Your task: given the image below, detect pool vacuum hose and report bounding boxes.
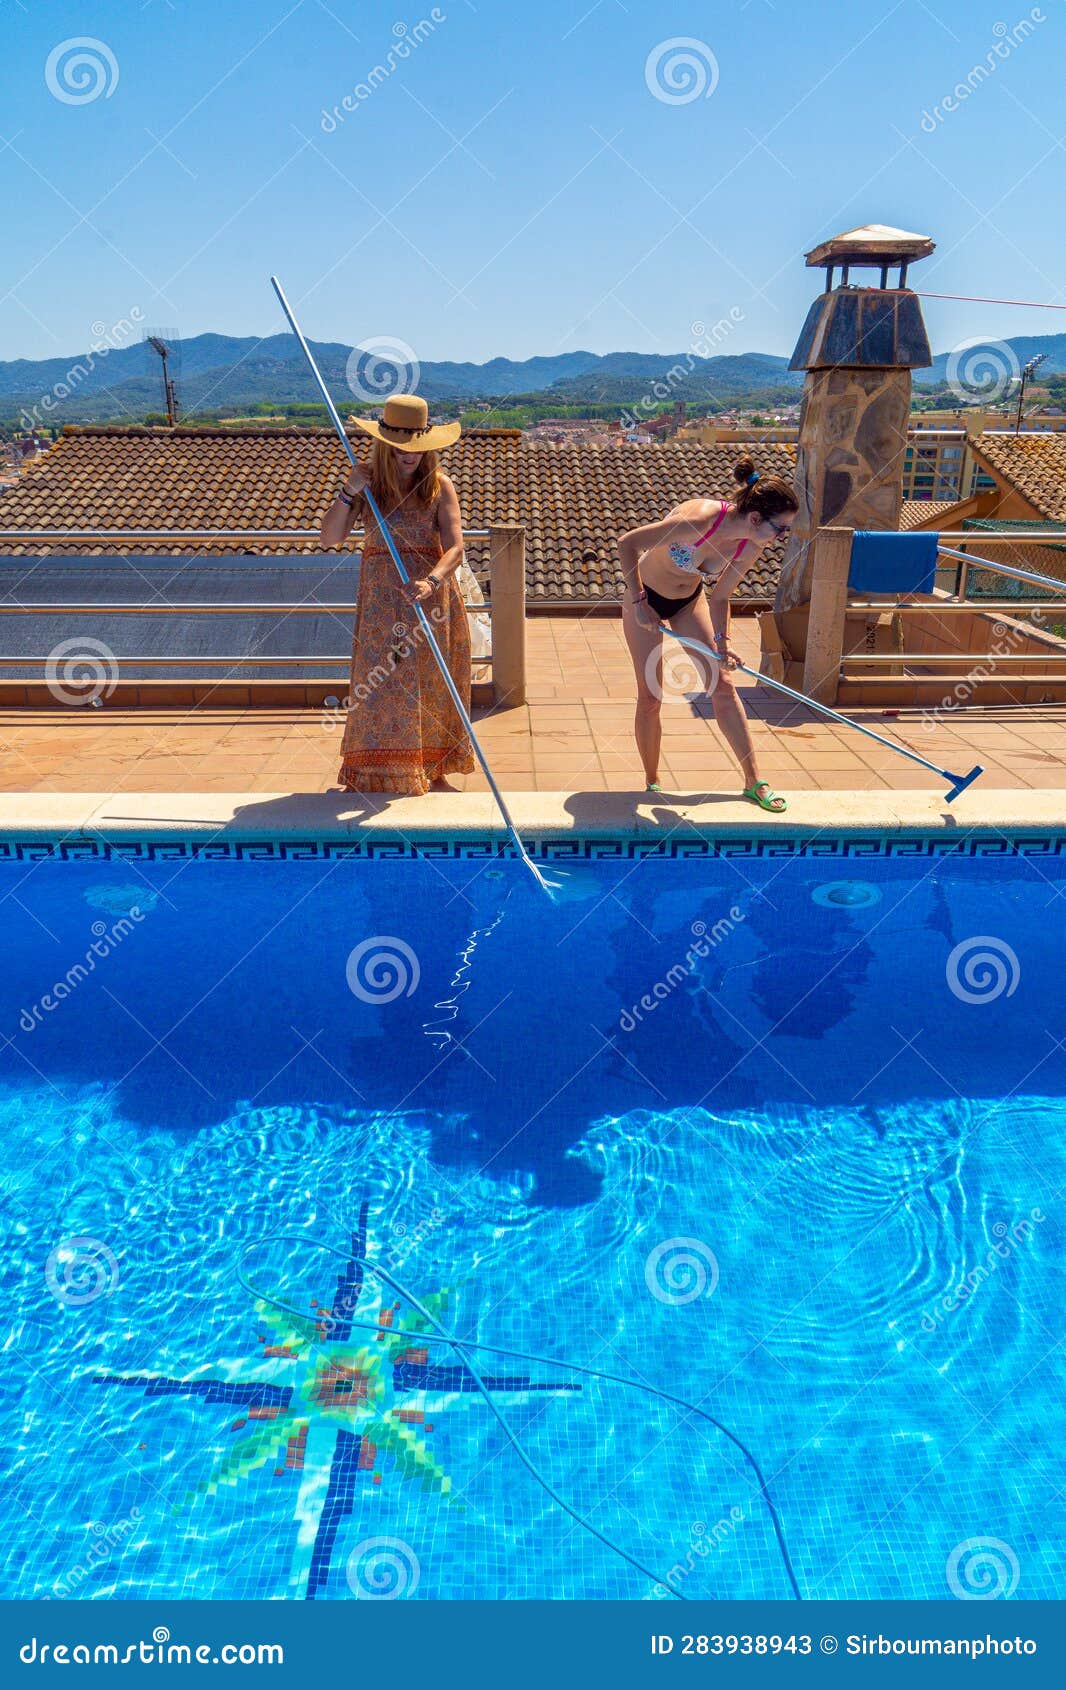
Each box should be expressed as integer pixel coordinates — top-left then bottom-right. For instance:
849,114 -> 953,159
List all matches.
239,1233 -> 803,1602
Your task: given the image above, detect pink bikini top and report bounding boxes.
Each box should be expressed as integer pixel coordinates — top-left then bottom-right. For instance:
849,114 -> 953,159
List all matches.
667,503 -> 748,575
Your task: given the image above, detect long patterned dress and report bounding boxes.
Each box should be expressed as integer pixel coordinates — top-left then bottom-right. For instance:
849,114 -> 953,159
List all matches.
338,491 -> 474,794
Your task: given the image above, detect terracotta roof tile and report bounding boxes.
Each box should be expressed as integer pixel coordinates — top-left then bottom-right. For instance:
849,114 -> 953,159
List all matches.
0,426 -> 797,604
969,433 -> 1066,521
900,500 -> 960,529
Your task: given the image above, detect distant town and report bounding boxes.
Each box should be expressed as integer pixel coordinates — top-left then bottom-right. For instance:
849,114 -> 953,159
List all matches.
5,393 -> 1066,512
3,327 -> 1066,510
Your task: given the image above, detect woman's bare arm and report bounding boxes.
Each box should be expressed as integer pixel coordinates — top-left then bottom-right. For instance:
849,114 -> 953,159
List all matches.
319,461 -> 367,548
706,552 -> 752,659
432,474 -> 464,581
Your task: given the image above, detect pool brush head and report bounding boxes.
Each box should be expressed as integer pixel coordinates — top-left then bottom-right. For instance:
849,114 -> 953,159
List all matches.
944,765 -> 984,804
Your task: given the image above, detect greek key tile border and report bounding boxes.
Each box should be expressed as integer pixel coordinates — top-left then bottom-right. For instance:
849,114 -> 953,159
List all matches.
0,833 -> 1062,865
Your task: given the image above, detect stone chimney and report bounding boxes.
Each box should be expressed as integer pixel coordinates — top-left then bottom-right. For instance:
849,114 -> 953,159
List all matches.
774,225 -> 935,614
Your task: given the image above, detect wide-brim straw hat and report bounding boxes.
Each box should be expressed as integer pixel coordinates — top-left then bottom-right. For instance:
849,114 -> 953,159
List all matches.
347,394 -> 460,453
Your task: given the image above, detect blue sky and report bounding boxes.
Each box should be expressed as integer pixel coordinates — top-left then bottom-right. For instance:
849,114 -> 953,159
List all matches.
2,0 -> 1064,365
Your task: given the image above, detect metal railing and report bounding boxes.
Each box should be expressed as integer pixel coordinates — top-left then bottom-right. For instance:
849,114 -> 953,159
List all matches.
803,527 -> 1066,703
0,527 -> 492,615
0,525 -> 522,699
0,603 -> 491,668
0,528 -> 330,539
0,605 -> 492,669
0,526 -> 494,540
842,654 -> 1066,665
937,544 -> 1066,603
846,533 -> 1066,666
0,600 -> 491,617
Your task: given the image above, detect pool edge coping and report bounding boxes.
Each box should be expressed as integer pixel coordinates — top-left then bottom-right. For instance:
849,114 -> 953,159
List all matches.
1,789 -> 1065,840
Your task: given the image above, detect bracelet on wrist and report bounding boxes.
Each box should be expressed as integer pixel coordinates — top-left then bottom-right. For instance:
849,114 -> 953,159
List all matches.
338,486 -> 356,507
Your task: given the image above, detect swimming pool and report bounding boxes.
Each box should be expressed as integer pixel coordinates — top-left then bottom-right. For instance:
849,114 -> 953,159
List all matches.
1,834 -> 1062,1603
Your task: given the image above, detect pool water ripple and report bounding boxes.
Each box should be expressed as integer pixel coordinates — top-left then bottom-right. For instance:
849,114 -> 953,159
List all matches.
0,851 -> 1062,1601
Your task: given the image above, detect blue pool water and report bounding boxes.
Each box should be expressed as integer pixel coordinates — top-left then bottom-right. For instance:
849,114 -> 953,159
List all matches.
0,840 -> 1063,1603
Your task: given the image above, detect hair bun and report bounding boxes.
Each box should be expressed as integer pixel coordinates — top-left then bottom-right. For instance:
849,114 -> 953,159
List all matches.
733,455 -> 756,487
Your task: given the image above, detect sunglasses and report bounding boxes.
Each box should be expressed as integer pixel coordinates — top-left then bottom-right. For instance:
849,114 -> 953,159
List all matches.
764,516 -> 792,539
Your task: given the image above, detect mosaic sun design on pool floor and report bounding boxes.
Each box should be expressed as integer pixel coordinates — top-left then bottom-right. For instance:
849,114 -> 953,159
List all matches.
93,1206 -> 578,1599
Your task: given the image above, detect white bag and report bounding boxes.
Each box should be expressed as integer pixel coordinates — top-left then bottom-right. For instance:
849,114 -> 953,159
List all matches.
458,558 -> 492,659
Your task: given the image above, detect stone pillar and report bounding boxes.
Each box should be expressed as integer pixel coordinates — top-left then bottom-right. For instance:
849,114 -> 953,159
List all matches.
801,526 -> 854,705
488,524 -> 526,708
776,368 -> 911,611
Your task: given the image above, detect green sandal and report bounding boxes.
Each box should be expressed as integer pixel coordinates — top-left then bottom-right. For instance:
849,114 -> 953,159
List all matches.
645,781 -> 663,793
743,782 -> 788,814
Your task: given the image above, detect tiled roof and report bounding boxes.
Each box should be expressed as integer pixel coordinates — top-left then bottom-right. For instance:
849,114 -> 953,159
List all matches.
900,500 -> 960,529
969,433 -> 1066,520
0,426 -> 798,604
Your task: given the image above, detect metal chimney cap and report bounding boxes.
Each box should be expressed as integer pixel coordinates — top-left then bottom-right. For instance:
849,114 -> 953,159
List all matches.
804,224 -> 935,268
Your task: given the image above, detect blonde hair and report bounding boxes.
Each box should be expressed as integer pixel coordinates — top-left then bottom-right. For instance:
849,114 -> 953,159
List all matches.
366,439 -> 441,515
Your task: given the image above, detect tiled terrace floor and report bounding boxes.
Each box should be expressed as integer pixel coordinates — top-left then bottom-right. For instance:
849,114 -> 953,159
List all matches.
2,616 -> 1065,795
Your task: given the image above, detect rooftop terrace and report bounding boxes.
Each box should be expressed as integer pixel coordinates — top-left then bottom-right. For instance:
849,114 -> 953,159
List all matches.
2,421 -> 1066,815
3,617 -> 1064,798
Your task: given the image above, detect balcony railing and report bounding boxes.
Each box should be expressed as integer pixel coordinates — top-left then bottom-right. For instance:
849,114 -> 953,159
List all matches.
801,528 -> 1066,705
0,525 -> 527,707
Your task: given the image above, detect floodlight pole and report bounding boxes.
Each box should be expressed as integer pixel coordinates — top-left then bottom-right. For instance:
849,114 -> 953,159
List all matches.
147,336 -> 179,428
1015,352 -> 1048,434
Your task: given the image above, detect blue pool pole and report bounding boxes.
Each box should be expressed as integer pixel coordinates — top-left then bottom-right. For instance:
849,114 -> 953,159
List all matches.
662,626 -> 984,804
271,276 -> 559,894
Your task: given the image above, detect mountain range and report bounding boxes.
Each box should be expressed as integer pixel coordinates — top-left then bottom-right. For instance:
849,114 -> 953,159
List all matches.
3,330 -> 1065,425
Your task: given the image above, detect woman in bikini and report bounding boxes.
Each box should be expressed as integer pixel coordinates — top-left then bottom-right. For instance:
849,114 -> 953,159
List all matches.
618,456 -> 799,811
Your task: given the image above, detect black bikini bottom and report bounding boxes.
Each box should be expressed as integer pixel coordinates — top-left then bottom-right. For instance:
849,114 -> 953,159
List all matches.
644,582 -> 701,621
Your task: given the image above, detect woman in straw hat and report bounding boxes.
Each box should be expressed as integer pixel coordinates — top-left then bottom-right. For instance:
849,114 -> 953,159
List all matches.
320,394 -> 474,795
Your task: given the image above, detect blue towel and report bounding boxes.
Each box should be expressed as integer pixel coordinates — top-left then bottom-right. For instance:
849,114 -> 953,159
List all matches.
848,530 -> 939,595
